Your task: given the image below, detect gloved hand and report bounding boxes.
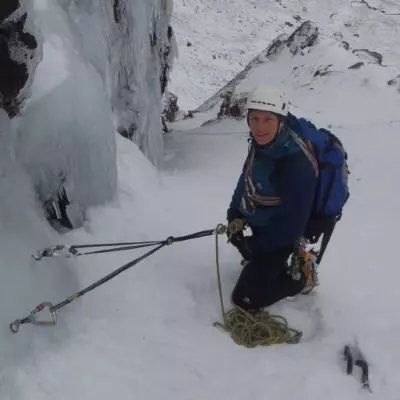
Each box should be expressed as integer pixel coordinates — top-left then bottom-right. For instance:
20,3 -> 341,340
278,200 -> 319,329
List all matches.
227,219 -> 252,261
231,232 -> 252,261
227,218 -> 247,243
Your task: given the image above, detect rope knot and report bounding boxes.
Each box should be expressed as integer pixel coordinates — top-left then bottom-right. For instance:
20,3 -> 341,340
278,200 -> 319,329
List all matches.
215,224 -> 227,235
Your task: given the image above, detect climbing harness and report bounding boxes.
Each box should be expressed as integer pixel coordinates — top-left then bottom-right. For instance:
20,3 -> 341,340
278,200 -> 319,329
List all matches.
243,146 -> 282,215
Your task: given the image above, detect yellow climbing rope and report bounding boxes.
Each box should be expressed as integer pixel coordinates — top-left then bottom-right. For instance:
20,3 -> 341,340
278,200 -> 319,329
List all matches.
213,224 -> 302,348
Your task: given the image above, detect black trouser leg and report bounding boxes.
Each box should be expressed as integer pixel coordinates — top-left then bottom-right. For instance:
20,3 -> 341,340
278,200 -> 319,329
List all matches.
231,247 -> 305,311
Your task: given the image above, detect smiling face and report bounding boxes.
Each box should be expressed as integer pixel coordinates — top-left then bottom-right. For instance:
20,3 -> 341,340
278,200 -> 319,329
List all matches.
248,109 -> 282,146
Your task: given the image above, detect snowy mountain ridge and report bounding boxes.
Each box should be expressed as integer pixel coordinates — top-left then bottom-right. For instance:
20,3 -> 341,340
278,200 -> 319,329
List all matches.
170,0 -> 400,112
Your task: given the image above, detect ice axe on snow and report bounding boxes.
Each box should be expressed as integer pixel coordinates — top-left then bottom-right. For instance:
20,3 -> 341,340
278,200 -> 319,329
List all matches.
343,343 -> 371,392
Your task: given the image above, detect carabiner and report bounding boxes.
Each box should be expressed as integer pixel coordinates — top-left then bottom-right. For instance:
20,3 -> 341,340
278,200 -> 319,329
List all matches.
30,302 -> 57,327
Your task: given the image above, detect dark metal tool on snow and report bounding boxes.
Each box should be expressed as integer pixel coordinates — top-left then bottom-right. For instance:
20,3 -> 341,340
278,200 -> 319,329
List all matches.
343,343 -> 371,392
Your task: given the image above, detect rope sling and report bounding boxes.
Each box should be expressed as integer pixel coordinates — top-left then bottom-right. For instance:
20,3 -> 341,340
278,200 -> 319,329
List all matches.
10,223 -> 318,348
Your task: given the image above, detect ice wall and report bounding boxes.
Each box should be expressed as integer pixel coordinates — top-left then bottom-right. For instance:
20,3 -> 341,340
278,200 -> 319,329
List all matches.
0,0 -> 175,388
58,0 -> 176,167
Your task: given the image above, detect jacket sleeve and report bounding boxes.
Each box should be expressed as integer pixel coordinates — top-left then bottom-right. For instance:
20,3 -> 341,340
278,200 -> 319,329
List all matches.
227,170 -> 245,221
248,152 -> 317,254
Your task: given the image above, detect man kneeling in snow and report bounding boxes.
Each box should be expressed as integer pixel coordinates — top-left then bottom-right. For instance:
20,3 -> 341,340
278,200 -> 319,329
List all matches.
226,84 -> 319,312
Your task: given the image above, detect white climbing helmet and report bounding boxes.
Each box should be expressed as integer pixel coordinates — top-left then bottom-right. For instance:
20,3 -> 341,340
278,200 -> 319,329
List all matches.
245,85 -> 289,116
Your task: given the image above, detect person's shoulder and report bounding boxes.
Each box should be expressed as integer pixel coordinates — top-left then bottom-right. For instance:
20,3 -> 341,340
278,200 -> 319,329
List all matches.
286,112 -> 312,131
279,150 -> 316,182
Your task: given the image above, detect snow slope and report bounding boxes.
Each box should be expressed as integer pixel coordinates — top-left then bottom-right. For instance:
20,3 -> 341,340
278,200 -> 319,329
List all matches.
170,0 -> 400,110
3,0 -> 400,399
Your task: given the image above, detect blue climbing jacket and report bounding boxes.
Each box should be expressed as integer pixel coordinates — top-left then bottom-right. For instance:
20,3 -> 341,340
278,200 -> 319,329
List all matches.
228,112 -> 350,255
228,115 -> 318,254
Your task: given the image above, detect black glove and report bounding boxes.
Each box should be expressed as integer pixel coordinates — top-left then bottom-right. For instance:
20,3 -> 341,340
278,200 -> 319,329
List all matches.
229,230 -> 252,261
227,218 -> 246,241
226,210 -> 252,260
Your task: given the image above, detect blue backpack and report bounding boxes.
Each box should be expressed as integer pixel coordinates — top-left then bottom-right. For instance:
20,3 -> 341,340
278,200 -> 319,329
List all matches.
287,114 -> 350,222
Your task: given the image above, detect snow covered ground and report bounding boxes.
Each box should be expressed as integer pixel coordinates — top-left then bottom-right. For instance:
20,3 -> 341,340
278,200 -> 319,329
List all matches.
2,0 -> 400,399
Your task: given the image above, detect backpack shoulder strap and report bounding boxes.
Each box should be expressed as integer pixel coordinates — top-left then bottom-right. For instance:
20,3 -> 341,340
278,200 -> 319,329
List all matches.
287,127 -> 319,176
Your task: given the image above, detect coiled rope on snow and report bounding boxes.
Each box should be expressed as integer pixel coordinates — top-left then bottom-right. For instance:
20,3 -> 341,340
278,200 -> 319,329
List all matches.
213,224 -> 302,348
